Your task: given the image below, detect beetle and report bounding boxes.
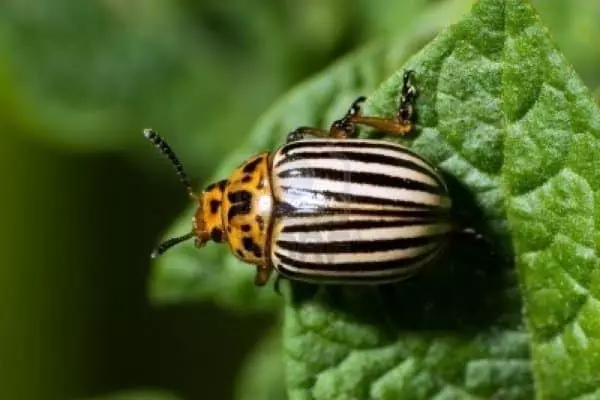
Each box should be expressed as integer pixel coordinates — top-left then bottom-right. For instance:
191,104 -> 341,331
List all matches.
145,71 -> 452,286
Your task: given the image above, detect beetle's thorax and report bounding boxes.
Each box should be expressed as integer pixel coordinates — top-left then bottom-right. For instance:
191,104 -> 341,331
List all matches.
194,179 -> 227,245
194,152 -> 273,266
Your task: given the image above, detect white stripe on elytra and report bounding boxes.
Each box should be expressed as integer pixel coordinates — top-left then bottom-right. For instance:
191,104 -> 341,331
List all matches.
277,177 -> 443,207
277,157 -> 439,187
276,187 -> 443,211
277,143 -> 440,179
273,245 -> 441,277
277,223 -> 450,243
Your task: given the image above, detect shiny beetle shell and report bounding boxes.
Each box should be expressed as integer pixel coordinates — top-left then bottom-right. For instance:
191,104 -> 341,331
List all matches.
268,138 -> 451,284
145,70 -> 453,287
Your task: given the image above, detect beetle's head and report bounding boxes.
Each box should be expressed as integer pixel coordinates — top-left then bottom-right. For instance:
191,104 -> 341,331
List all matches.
192,180 -> 227,248
143,129 -> 226,258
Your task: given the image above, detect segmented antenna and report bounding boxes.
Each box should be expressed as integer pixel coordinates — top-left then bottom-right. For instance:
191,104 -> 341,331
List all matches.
143,128 -> 194,197
145,128 -> 197,258
150,232 -> 196,258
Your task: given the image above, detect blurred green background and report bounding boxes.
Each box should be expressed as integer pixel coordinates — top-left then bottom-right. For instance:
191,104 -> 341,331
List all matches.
0,1 -> 599,399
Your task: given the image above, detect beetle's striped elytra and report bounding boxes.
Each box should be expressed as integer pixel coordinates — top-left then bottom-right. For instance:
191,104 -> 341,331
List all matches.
146,70 -> 453,286
270,138 -> 451,284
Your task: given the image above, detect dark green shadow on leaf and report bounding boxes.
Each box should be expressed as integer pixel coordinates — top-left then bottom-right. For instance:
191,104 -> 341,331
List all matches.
81,389 -> 182,400
234,325 -> 287,400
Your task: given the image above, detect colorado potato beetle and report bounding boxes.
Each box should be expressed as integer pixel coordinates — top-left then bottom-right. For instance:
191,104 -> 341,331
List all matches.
146,71 -> 452,286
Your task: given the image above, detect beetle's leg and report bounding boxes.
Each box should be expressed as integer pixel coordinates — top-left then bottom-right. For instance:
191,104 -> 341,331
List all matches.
286,127 -> 329,143
327,96 -> 366,139
395,69 -> 418,123
254,264 -> 273,286
291,70 -> 418,142
346,70 -> 418,136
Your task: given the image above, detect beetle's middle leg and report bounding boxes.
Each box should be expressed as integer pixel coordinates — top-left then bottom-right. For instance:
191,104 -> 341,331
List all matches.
254,263 -> 273,286
286,127 -> 329,143
331,70 -> 418,138
287,70 -> 418,142
287,96 -> 369,142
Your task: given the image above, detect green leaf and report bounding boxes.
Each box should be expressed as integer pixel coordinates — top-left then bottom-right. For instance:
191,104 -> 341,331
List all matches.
234,325 -> 287,400
148,0 -> 600,397
148,0 -> 470,310
0,0 -> 190,150
285,0 -> 600,399
82,389 -> 181,400
0,0 -> 352,163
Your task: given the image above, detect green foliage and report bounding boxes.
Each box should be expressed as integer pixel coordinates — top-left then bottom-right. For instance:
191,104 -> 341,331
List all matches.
283,0 -> 600,398
14,0 -> 598,399
235,326 -> 287,400
146,0 -> 600,398
83,389 -> 182,400
149,0 -> 469,311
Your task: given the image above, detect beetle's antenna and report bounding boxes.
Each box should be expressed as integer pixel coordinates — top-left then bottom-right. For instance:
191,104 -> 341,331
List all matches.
144,128 -> 194,198
151,232 -> 196,258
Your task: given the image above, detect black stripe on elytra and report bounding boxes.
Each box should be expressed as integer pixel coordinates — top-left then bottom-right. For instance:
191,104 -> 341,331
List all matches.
276,201 -> 452,219
274,247 -> 437,273
276,150 -> 444,189
281,139 -> 431,165
278,186 -> 448,210
276,266 -> 417,283
281,218 -> 447,233
279,168 -> 443,195
276,234 -> 443,254
242,157 -> 263,174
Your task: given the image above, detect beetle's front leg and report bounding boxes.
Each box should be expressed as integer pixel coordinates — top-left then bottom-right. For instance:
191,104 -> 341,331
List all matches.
287,94 -> 370,141
338,70 -> 418,137
286,127 -> 329,143
397,69 -> 418,124
326,96 -> 366,139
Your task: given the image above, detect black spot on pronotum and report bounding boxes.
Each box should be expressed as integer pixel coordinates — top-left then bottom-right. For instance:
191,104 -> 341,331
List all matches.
210,200 -> 220,214
241,224 -> 252,232
242,157 -> 262,174
242,237 -> 254,251
210,227 -> 224,242
227,190 -> 252,204
255,215 -> 265,231
241,175 -> 252,183
207,179 -> 228,193
242,237 -> 263,258
227,190 -> 253,221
